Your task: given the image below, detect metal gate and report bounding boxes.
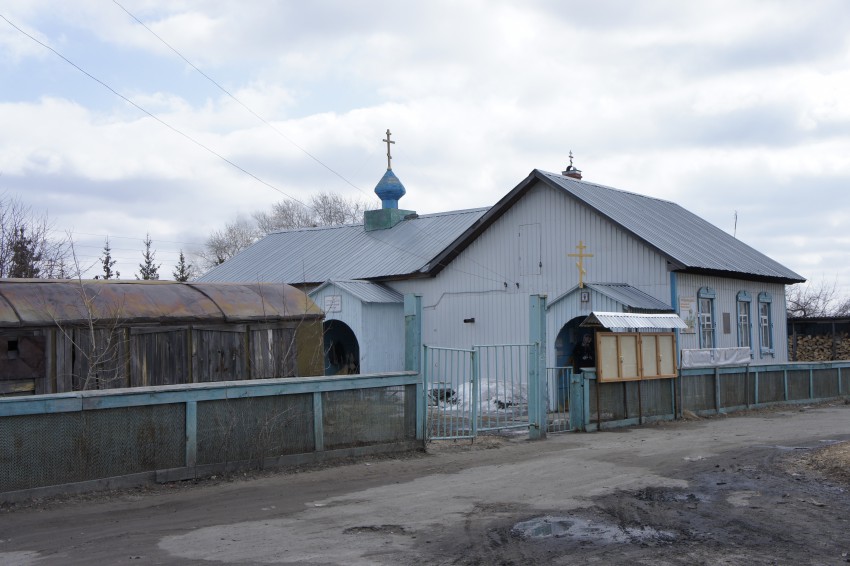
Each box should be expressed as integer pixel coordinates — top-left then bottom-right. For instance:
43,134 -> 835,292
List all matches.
423,344 -> 535,440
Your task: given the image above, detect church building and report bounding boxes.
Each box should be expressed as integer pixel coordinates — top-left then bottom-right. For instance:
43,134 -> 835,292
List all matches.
200,136 -> 804,376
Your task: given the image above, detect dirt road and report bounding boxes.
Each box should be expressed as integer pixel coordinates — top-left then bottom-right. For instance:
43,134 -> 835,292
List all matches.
2,403 -> 850,565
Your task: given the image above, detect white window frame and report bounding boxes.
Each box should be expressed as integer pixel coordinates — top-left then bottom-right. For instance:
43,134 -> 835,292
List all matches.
736,291 -> 752,354
758,291 -> 774,356
697,287 -> 716,349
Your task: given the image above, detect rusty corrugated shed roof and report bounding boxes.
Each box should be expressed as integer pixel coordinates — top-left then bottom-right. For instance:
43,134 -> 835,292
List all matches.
0,280 -> 322,327
198,208 -> 489,285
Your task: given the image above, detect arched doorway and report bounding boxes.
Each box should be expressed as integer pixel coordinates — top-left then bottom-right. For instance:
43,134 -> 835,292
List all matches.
322,320 -> 360,375
555,315 -> 595,372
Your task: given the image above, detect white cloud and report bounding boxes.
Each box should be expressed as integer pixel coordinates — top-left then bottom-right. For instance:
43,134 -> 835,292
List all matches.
0,0 -> 849,289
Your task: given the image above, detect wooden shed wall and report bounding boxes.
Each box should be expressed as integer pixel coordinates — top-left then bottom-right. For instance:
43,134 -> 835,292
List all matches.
0,331 -> 47,395
0,319 -> 322,395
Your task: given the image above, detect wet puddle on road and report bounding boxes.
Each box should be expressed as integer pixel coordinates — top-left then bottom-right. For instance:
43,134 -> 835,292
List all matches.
511,515 -> 676,544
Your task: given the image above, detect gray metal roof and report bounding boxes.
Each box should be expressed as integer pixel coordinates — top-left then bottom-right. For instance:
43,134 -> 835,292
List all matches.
309,280 -> 403,304
586,283 -> 673,312
536,170 -> 804,283
199,208 -> 488,285
580,311 -> 689,330
200,168 -> 803,286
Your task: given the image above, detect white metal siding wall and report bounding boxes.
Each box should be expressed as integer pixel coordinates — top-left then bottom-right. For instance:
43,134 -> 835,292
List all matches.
309,284 -> 364,358
310,286 -> 364,338
360,303 -> 405,373
676,274 -> 789,363
391,182 -> 673,355
545,288 -> 627,366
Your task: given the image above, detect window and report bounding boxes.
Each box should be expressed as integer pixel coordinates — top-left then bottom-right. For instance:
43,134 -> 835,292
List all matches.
758,292 -> 773,354
697,287 -> 716,349
6,338 -> 18,360
736,291 -> 752,351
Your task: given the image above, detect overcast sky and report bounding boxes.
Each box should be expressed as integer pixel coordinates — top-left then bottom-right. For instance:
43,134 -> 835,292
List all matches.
1,1 -> 849,294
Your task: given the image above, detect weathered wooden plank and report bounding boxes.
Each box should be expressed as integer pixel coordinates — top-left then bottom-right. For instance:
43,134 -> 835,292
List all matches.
0,335 -> 46,381
0,379 -> 35,394
3,320 -> 309,393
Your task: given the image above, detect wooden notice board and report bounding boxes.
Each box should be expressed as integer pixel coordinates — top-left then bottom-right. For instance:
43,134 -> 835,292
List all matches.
596,332 -> 677,383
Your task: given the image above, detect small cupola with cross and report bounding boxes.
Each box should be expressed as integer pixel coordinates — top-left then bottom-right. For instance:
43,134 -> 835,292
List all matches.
374,129 -> 406,209
365,129 -> 417,231
562,150 -> 583,180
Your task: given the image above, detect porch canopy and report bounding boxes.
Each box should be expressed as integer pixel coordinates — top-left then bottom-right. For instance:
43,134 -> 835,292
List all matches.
580,311 -> 689,330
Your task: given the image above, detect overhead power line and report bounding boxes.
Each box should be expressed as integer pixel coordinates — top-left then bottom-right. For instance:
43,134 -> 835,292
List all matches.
0,12 -> 312,210
1,12 -> 515,287
111,0 -> 371,199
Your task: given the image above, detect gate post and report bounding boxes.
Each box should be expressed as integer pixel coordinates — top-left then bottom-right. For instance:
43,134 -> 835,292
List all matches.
528,294 -> 547,440
405,294 -> 424,441
568,371 -> 584,431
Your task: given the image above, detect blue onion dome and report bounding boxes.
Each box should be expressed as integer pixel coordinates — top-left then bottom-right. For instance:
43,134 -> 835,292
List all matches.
374,169 -> 406,209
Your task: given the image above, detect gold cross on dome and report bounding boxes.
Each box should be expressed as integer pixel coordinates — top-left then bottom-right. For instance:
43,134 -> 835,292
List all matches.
383,129 -> 395,170
567,240 -> 593,288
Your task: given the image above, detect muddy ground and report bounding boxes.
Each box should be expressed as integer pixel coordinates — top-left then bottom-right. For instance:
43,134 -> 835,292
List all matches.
426,438 -> 850,565
1,402 -> 849,565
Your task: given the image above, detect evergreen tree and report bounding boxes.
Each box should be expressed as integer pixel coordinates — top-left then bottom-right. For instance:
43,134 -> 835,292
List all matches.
99,237 -> 119,280
172,250 -> 193,282
136,233 -> 160,280
8,227 -> 42,278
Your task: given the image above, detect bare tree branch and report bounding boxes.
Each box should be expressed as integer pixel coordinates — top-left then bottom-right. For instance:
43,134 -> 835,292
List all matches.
196,193 -> 372,275
786,278 -> 847,318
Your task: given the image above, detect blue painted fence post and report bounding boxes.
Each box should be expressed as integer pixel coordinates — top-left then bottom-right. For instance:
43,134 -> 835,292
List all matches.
714,367 -> 721,414
582,369 -> 595,430
569,369 -> 585,431
313,392 -> 324,451
405,294 -> 424,440
754,368 -> 759,405
809,368 -> 814,400
783,368 -> 789,401
528,294 -> 547,440
185,400 -> 197,468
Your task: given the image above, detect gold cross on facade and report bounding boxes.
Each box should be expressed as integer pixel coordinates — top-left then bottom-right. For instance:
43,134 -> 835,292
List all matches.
383,129 -> 395,170
567,240 -> 593,288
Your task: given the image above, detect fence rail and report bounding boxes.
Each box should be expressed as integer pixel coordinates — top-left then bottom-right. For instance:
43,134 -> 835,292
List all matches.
570,361 -> 850,431
4,358 -> 847,498
0,372 -> 421,500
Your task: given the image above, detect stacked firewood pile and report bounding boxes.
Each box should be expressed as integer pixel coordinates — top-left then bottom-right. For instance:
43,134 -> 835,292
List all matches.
790,333 -> 850,361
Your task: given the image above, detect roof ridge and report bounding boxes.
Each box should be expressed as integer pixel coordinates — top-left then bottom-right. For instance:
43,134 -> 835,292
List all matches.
268,206 -> 490,235
537,169 -> 678,205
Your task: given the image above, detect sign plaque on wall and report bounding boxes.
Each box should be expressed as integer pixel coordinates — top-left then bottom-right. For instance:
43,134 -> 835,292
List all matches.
678,297 -> 696,334
324,295 -> 342,313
